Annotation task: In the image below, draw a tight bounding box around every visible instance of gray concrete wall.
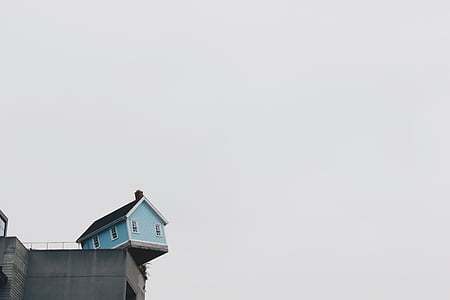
[23,249,145,300]
[0,238,146,300]
[0,237,29,300]
[125,252,145,300]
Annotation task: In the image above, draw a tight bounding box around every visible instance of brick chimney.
[135,190,144,201]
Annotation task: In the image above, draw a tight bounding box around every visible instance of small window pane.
[131,220,139,233]
[155,223,163,237]
[110,226,118,240]
[93,236,100,249]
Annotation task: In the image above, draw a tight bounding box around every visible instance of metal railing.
[23,242,81,250]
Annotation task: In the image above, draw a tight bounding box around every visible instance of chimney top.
[135,190,144,200]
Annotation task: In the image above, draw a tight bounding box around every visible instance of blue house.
[76,190,169,264]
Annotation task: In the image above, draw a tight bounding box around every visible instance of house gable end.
[126,196,168,225]
[127,201,168,244]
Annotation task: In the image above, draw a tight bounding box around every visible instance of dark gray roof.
[77,200,139,242]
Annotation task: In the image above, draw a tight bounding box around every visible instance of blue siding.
[81,220,129,249]
[129,202,167,244]
[82,240,92,249]
[80,200,167,250]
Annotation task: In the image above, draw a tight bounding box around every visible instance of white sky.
[1,1,450,299]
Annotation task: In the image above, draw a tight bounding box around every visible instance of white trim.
[126,198,143,218]
[110,226,118,241]
[126,215,132,239]
[126,196,169,225]
[92,236,100,249]
[130,219,139,233]
[112,240,131,249]
[76,217,126,243]
[128,239,168,246]
[112,239,168,249]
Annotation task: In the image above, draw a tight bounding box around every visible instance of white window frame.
[0,219,5,237]
[92,235,100,249]
[130,219,139,233]
[154,223,163,237]
[110,226,118,240]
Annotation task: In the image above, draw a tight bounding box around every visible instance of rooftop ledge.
[21,240,168,264]
[23,242,81,250]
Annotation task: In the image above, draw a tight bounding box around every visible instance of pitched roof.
[76,199,139,242]
[127,197,169,225]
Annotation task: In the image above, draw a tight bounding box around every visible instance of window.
[92,236,100,249]
[0,219,5,237]
[131,220,139,233]
[154,223,163,237]
[110,226,118,240]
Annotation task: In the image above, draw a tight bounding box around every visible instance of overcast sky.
[1,1,450,299]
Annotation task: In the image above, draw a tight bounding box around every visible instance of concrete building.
[0,237,146,300]
[0,191,169,300]
[0,237,27,300]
